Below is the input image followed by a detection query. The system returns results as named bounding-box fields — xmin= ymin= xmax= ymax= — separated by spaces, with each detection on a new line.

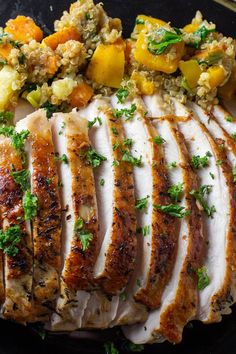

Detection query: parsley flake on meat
xmin=74 ymin=217 xmax=93 ymax=252
xmin=197 ymin=266 xmax=210 ymax=290
xmin=154 ymin=204 xmax=190 ymax=218
xmin=191 ymin=151 xmax=212 ymax=169
xmin=116 ymin=86 xmax=129 ymax=103
xmin=23 ymin=191 xmax=38 ymax=220
xmin=0 ymin=225 xmax=23 ymax=257
xmin=11 ymin=169 xmax=30 ymax=192
xmin=135 ymin=195 xmax=149 ymax=210
xmin=167 ymin=183 xmax=184 ymax=202
xmin=189 ymin=185 xmax=216 ymax=218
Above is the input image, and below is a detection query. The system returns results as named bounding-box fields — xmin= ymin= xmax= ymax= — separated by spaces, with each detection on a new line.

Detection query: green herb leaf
xmin=113 ymin=142 xmax=120 ymax=151
xmin=167 ymin=161 xmax=177 ymax=169
xmin=209 ymin=172 xmax=215 ymax=180
xmin=0 ymin=225 xmax=23 ymax=257
xmin=119 ymin=290 xmax=127 ymax=301
xmin=137 ymin=225 xmax=150 ymax=236
xmin=216 ymin=159 xmax=222 ymax=166
xmin=198 ymin=52 xmax=223 ymax=66
xmin=136 ymin=278 xmax=141 ymax=287
xmin=11 ymin=169 xmax=30 ymax=192
xmin=74 ymin=217 xmax=93 ymax=251
xmin=112 ymin=160 xmax=120 ymax=167
xmin=55 ymin=153 xmax=69 ymax=164
xmin=231 ymin=133 xmax=236 ymax=141
xmin=188 ymin=25 xmax=215 ymax=49
xmin=124 ymin=138 xmax=133 ymax=147
xmin=154 ymin=204 xmax=190 ymax=218
xmin=83 ymin=148 xmax=107 ymax=168
xmin=135 ymin=18 xmax=145 ymax=25
xmin=197 ymin=266 xmax=210 ymax=290
xmin=113 ymin=104 xmax=137 ymax=121
xmin=225 ymin=115 xmax=234 ymax=122
xmin=104 ymin=342 xmax=119 ymax=354
xmin=58 ymin=122 xmax=66 ymax=135
xmin=167 ymin=183 xmax=184 ymax=202
xmin=135 ymin=195 xmax=149 ymax=210
xmin=23 ymin=191 xmax=38 ymax=220
xmin=126 ymin=342 xmax=144 ymax=352
xmin=147 ymin=28 xmax=183 ymax=55
xmin=111 ymin=127 xmax=119 ymax=136
xmin=0 ymin=111 xmax=13 ymax=125
xmin=153 ymin=135 xmax=165 ymax=145
xmin=233 ymin=165 xmax=236 ymax=183
xmin=41 ymin=102 xmax=59 ymax=118
xmin=191 ymin=151 xmax=212 ymax=169
xmin=122 ymin=150 xmax=142 ymax=167
xmin=116 ymin=86 xmax=129 ymax=103
xmin=100 ymin=178 xmax=105 ymax=186
xmin=0 ymin=126 xmax=29 ymax=163
xmin=88 ymin=117 xmax=102 ymax=128
xmin=189 ymin=185 xmax=216 ymax=217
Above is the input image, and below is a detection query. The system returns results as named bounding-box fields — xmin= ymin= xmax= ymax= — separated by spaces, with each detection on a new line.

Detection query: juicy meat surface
xmin=16 ymin=110 xmax=61 ymax=320
xmin=0 ymin=136 xmax=33 ymax=322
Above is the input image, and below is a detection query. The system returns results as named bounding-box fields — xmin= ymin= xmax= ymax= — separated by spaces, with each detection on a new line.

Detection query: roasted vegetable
xmin=86 ymin=41 xmax=125 ymax=88
xmin=218 ymin=64 xmax=236 ymax=100
xmin=131 ymin=71 xmax=155 ymax=95
xmin=0 ymin=43 xmax=12 ymax=60
xmin=207 ymin=65 xmax=226 ymax=89
xmin=0 ymin=65 xmax=21 ymax=110
xmin=134 ymin=14 xmax=167 ymax=34
xmin=42 ymin=27 xmax=81 ymax=50
xmin=5 ymin=16 xmax=43 ymax=44
xmin=52 ymin=78 xmax=77 ymax=101
xmin=69 ymin=82 xmax=94 ymax=108
xmin=179 ymin=60 xmax=202 ymax=88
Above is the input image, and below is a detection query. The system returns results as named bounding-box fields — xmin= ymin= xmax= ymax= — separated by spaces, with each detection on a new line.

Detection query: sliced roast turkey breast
xmin=123 ymin=114 xmax=204 ymax=344
xmin=172 ymin=99 xmax=236 ymax=323
xmin=0 ymin=134 xmax=33 ymax=322
xmin=50 ymin=111 xmax=100 ymax=330
xmin=15 ymin=110 xmax=62 ymax=320
xmin=110 ymin=95 xmax=180 ymax=315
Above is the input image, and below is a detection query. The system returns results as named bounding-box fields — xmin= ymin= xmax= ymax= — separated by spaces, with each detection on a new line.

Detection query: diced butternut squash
xmin=134 ymin=14 xmax=168 ymax=34
xmin=46 ymin=55 xmax=59 ymax=75
xmin=0 ymin=65 xmax=20 ymax=110
xmin=134 ymin=31 xmax=185 ymax=74
xmin=5 ymin=16 xmax=43 ymax=44
xmin=0 ymin=43 xmax=12 ymax=60
xmin=42 ymin=27 xmax=80 ymax=50
xmin=194 ymin=47 xmax=224 ymax=63
xmin=131 ymin=71 xmax=155 ymax=95
xmin=179 ymin=60 xmax=202 ymax=88
xmin=182 ymin=23 xmax=199 ymax=33
xmin=218 ymin=65 xmax=236 ymax=101
xmin=207 ymin=65 xmax=226 ymax=89
xmin=86 ymin=42 xmax=125 ymax=88
xmin=69 ymin=82 xmax=94 ymax=108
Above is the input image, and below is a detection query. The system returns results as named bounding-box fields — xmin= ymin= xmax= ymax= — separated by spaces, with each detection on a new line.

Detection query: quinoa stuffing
xmin=0 ymin=1 xmax=235 ymax=115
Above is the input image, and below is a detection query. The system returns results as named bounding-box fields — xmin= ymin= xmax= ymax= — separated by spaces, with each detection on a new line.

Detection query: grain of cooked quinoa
xmin=0 ymin=1 xmax=235 ymax=113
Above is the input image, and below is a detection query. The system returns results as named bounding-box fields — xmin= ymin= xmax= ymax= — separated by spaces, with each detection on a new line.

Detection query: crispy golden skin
xmin=0 ymin=136 xmax=33 ymax=322
xmin=95 ymin=108 xmax=137 ymax=295
xmin=134 ymin=118 xmax=180 ymax=309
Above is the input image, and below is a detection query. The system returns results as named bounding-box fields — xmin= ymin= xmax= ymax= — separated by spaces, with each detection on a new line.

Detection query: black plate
xmin=0 ymin=1 xmax=236 ymax=353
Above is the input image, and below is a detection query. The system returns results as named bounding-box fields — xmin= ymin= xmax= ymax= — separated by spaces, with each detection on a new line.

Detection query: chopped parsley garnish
xmin=100 ymin=178 xmax=105 ymax=186
xmin=11 ymin=169 xmax=30 ymax=192
xmin=104 ymin=342 xmax=119 ymax=354
xmin=0 ymin=126 xmax=29 ymax=151
xmin=116 ymin=86 xmax=129 ymax=103
xmin=74 ymin=217 xmax=93 ymax=251
xmin=126 ymin=342 xmax=144 ymax=352
xmin=147 ymin=28 xmax=183 ymax=55
xmin=112 ymin=160 xmax=120 ymax=167
xmin=209 ymin=172 xmax=215 ymax=180
xmin=124 ymin=138 xmax=133 ymax=147
xmin=122 ymin=150 xmax=142 ymax=167
xmin=154 ymin=204 xmax=190 ymax=218
xmin=188 ymin=25 xmax=215 ymax=49
xmin=189 ymin=185 xmax=216 ymax=218
xmin=225 ymin=115 xmax=234 ymax=122
xmin=23 ymin=191 xmax=38 ymax=220
xmin=113 ymin=103 xmax=137 ymax=121
xmin=135 ymin=17 xmax=145 ymax=25
xmin=113 ymin=142 xmax=120 ymax=151
xmin=136 ymin=278 xmax=141 ymax=287
xmin=137 ymin=225 xmax=150 ymax=236
xmin=58 ymin=181 xmax=63 ymax=188
xmin=111 ymin=127 xmax=119 ymax=136
xmin=135 ymin=195 xmax=149 ymax=210
xmin=167 ymin=161 xmax=177 ymax=169
xmin=191 ymin=151 xmax=212 ymax=169
xmin=197 ymin=266 xmax=210 ymax=290
xmin=18 ymin=53 xmax=26 ymax=64
xmin=85 ymin=12 xmax=92 ymax=20
xmin=231 ymin=133 xmax=236 ymax=141
xmin=88 ymin=117 xmax=102 ymax=128
xmin=0 ymin=225 xmax=23 ymax=257
xmin=153 ymin=135 xmax=165 ymax=145
xmin=216 ymin=159 xmax=222 ymax=166
xmin=46 ymin=178 xmax=52 ymax=185
xmin=41 ymin=102 xmax=59 ymax=118
xmin=84 ymin=148 xmax=107 ymax=168
xmin=167 ymin=183 xmax=184 ymax=202
xmin=0 ymin=111 xmax=13 ymax=125
xmin=55 ymin=153 xmax=69 ymax=164
xmin=233 ymin=165 xmax=236 ymax=183
xmin=58 ymin=122 xmax=66 ymax=135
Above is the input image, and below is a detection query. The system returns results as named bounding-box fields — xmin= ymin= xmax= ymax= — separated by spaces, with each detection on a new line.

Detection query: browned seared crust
xmin=25 ymin=111 xmax=61 ymax=318
xmin=95 ymin=108 xmax=137 ymax=295
xmin=197 ymin=119 xmax=236 ymax=323
xmin=154 ymin=122 xmax=205 ymax=343
xmin=0 ymin=137 xmax=33 ymax=321
xmin=134 ymin=118 xmax=180 ymax=309
xmin=63 ymin=114 xmax=99 ymax=291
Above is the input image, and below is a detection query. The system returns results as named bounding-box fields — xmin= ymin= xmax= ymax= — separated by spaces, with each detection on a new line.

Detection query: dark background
xmin=0 ymin=0 xmax=236 ymax=353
